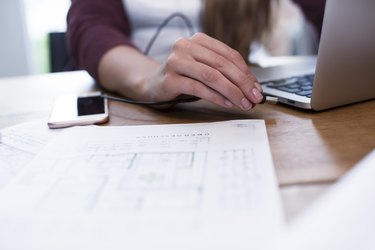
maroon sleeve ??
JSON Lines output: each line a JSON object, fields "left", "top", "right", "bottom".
{"left": 293, "top": 0, "right": 326, "bottom": 36}
{"left": 66, "top": 0, "right": 134, "bottom": 81}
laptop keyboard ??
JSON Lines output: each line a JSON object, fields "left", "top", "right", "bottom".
{"left": 261, "top": 74, "right": 315, "bottom": 98}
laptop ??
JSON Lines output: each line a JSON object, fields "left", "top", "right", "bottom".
{"left": 253, "top": 0, "right": 375, "bottom": 111}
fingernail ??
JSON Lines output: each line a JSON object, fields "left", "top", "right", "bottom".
{"left": 252, "top": 88, "right": 263, "bottom": 102}
{"left": 254, "top": 82, "right": 263, "bottom": 93}
{"left": 241, "top": 98, "right": 252, "bottom": 110}
{"left": 224, "top": 100, "right": 233, "bottom": 108}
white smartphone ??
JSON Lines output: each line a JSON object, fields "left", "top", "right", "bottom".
{"left": 48, "top": 92, "right": 109, "bottom": 129}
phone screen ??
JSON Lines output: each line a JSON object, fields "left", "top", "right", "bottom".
{"left": 77, "top": 96, "right": 105, "bottom": 116}
{"left": 48, "top": 92, "right": 109, "bottom": 129}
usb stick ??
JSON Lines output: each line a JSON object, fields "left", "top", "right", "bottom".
{"left": 260, "top": 95, "right": 279, "bottom": 104}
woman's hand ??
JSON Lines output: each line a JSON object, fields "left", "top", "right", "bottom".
{"left": 98, "top": 33, "right": 263, "bottom": 110}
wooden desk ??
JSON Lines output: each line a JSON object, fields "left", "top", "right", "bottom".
{"left": 1, "top": 71, "right": 374, "bottom": 220}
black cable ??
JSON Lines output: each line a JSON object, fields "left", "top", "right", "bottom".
{"left": 101, "top": 93, "right": 278, "bottom": 107}
{"left": 144, "top": 12, "right": 195, "bottom": 56}
{"left": 100, "top": 93, "right": 200, "bottom": 107}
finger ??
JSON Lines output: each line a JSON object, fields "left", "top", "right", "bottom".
{"left": 191, "top": 33, "right": 249, "bottom": 73}
{"left": 167, "top": 73, "right": 237, "bottom": 109}
{"left": 184, "top": 40, "right": 264, "bottom": 104}
{"left": 166, "top": 52, "right": 253, "bottom": 110}
{"left": 189, "top": 33, "right": 263, "bottom": 104}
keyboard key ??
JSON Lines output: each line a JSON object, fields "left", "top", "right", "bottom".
{"left": 301, "top": 85, "right": 313, "bottom": 90}
{"left": 297, "top": 90, "right": 313, "bottom": 96}
{"left": 275, "top": 86, "right": 301, "bottom": 93}
{"left": 299, "top": 81, "right": 312, "bottom": 86}
{"left": 284, "top": 78, "right": 299, "bottom": 84}
{"left": 286, "top": 83, "right": 301, "bottom": 89}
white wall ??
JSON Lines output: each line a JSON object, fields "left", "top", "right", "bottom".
{"left": 0, "top": 0, "right": 32, "bottom": 77}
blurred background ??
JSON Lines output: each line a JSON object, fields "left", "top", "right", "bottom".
{"left": 0, "top": 0, "right": 69, "bottom": 77}
{"left": 0, "top": 0, "right": 317, "bottom": 78}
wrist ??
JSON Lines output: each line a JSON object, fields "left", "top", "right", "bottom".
{"left": 98, "top": 45, "right": 160, "bottom": 100}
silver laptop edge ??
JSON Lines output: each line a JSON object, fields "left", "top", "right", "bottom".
{"left": 252, "top": 58, "right": 316, "bottom": 109}
{"left": 254, "top": 0, "right": 375, "bottom": 111}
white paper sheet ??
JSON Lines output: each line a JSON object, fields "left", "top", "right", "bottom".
{"left": 0, "top": 119, "right": 62, "bottom": 189}
{"left": 0, "top": 120, "right": 284, "bottom": 250}
{"left": 272, "top": 149, "right": 375, "bottom": 250}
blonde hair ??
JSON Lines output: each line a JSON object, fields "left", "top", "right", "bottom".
{"left": 203, "top": 0, "right": 274, "bottom": 63}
